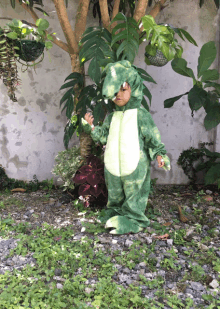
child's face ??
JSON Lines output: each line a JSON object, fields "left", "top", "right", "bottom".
{"left": 113, "top": 82, "right": 131, "bottom": 107}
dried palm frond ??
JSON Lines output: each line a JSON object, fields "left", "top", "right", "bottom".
{"left": 0, "top": 30, "right": 21, "bottom": 102}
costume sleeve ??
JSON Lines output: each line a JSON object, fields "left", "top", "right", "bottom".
{"left": 81, "top": 113, "right": 113, "bottom": 145}
{"left": 139, "top": 108, "right": 171, "bottom": 171}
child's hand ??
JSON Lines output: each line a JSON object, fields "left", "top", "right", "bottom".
{"left": 85, "top": 113, "right": 94, "bottom": 126}
{"left": 157, "top": 155, "right": 165, "bottom": 168}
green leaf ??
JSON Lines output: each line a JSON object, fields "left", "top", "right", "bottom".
{"left": 141, "top": 96, "right": 150, "bottom": 111}
{"left": 6, "top": 32, "right": 18, "bottom": 39}
{"left": 80, "top": 30, "right": 100, "bottom": 44}
{"left": 214, "top": 0, "right": 220, "bottom": 8}
{"left": 36, "top": 18, "right": 49, "bottom": 31}
{"left": 143, "top": 84, "right": 152, "bottom": 105}
{"left": 64, "top": 72, "right": 84, "bottom": 86}
{"left": 10, "top": 0, "right": 15, "bottom": 8}
{"left": 45, "top": 41, "right": 53, "bottom": 50}
{"left": 201, "top": 69, "right": 219, "bottom": 82}
{"left": 204, "top": 82, "right": 220, "bottom": 95}
{"left": 164, "top": 92, "right": 189, "bottom": 108}
{"left": 88, "top": 51, "right": 103, "bottom": 84}
{"left": 204, "top": 163, "right": 220, "bottom": 185}
{"left": 198, "top": 41, "right": 217, "bottom": 78}
{"left": 204, "top": 104, "right": 220, "bottom": 130}
{"left": 136, "top": 67, "right": 157, "bottom": 84}
{"left": 141, "top": 15, "right": 157, "bottom": 31}
{"left": 65, "top": 96, "right": 74, "bottom": 119}
{"left": 110, "top": 12, "right": 127, "bottom": 25}
{"left": 34, "top": 7, "right": 50, "bottom": 17}
{"left": 63, "top": 122, "right": 76, "bottom": 150}
{"left": 60, "top": 80, "right": 78, "bottom": 90}
{"left": 188, "top": 85, "right": 207, "bottom": 111}
{"left": 93, "top": 103, "right": 105, "bottom": 125}
{"left": 60, "top": 88, "right": 74, "bottom": 107}
{"left": 178, "top": 28, "right": 198, "bottom": 46}
{"left": 199, "top": 0, "right": 205, "bottom": 7}
{"left": 171, "top": 58, "right": 196, "bottom": 79}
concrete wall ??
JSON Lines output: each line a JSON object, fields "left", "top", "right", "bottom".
{"left": 0, "top": 0, "right": 219, "bottom": 185}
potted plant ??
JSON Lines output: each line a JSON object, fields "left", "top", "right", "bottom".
{"left": 139, "top": 15, "right": 198, "bottom": 67}
{"left": 0, "top": 18, "right": 53, "bottom": 101}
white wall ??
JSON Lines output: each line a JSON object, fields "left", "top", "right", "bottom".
{"left": 0, "top": 0, "right": 219, "bottom": 185}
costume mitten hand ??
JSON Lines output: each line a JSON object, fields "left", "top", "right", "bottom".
{"left": 160, "top": 154, "right": 171, "bottom": 171}
{"left": 81, "top": 118, "right": 92, "bottom": 134}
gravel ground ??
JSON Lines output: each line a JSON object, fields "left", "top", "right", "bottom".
{"left": 0, "top": 184, "right": 220, "bottom": 308}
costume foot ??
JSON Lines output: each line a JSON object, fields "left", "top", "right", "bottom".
{"left": 105, "top": 215, "right": 143, "bottom": 235}
{"left": 97, "top": 209, "right": 119, "bottom": 224}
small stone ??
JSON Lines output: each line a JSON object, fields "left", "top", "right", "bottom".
{"left": 139, "top": 262, "right": 147, "bottom": 267}
{"left": 206, "top": 190, "right": 212, "bottom": 195}
{"left": 56, "top": 283, "right": 63, "bottom": 289}
{"left": 146, "top": 237, "right": 152, "bottom": 244}
{"left": 190, "top": 282, "right": 205, "bottom": 291}
{"left": 167, "top": 239, "right": 173, "bottom": 246}
{"left": 85, "top": 288, "right": 94, "bottom": 294}
{"left": 167, "top": 283, "right": 174, "bottom": 289}
{"left": 186, "top": 228, "right": 195, "bottom": 237}
{"left": 174, "top": 225, "right": 181, "bottom": 230}
{"left": 125, "top": 239, "right": 133, "bottom": 247}
{"left": 54, "top": 269, "right": 62, "bottom": 276}
{"left": 209, "top": 279, "right": 219, "bottom": 289}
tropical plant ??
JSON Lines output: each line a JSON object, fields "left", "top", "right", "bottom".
{"left": 140, "top": 15, "right": 197, "bottom": 65}
{"left": 6, "top": 0, "right": 220, "bottom": 151}
{"left": 164, "top": 41, "right": 220, "bottom": 131}
{"left": 177, "top": 141, "right": 220, "bottom": 189}
{"left": 51, "top": 145, "right": 86, "bottom": 192}
{"left": 72, "top": 154, "right": 108, "bottom": 209}
{"left": 0, "top": 17, "right": 53, "bottom": 101}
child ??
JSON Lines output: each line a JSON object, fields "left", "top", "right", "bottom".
{"left": 82, "top": 60, "right": 171, "bottom": 235}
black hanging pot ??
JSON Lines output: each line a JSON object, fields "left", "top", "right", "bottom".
{"left": 145, "top": 49, "right": 169, "bottom": 67}
{"left": 15, "top": 40, "right": 45, "bottom": 62}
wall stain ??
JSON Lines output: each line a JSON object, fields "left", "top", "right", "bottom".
{"left": 24, "top": 116, "right": 28, "bottom": 125}
{"left": 0, "top": 124, "right": 10, "bottom": 159}
{"left": 42, "top": 121, "right": 47, "bottom": 133}
{"left": 15, "top": 142, "right": 22, "bottom": 146}
{"left": 48, "top": 128, "right": 59, "bottom": 135}
{"left": 18, "top": 97, "right": 26, "bottom": 106}
{"left": 6, "top": 154, "right": 28, "bottom": 169}
{"left": 0, "top": 107, "right": 10, "bottom": 116}
{"left": 34, "top": 151, "right": 41, "bottom": 157}
{"left": 24, "top": 108, "right": 29, "bottom": 112}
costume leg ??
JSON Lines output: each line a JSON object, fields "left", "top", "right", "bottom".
{"left": 97, "top": 167, "right": 125, "bottom": 224}
{"left": 105, "top": 151, "right": 151, "bottom": 234}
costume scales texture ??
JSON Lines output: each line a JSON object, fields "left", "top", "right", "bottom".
{"left": 82, "top": 60, "right": 171, "bottom": 235}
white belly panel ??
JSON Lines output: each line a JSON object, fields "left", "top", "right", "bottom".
{"left": 120, "top": 109, "right": 140, "bottom": 176}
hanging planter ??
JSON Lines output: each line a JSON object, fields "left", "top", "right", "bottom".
{"left": 0, "top": 18, "right": 53, "bottom": 101}
{"left": 145, "top": 49, "right": 169, "bottom": 67}
{"left": 140, "top": 15, "right": 198, "bottom": 67}
{"left": 15, "top": 40, "right": 45, "bottom": 62}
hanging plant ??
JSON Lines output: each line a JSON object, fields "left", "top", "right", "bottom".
{"left": 0, "top": 18, "right": 53, "bottom": 101}
{"left": 0, "top": 29, "right": 20, "bottom": 102}
{"left": 140, "top": 15, "right": 198, "bottom": 67}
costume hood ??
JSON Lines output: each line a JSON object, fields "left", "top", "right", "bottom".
{"left": 102, "top": 60, "right": 144, "bottom": 111}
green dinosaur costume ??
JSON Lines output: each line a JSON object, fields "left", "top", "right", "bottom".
{"left": 82, "top": 60, "right": 171, "bottom": 235}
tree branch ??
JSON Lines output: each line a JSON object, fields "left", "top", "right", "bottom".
{"left": 74, "top": 0, "right": 90, "bottom": 45}
{"left": 139, "top": 0, "right": 168, "bottom": 33}
{"left": 111, "top": 0, "right": 121, "bottom": 31}
{"left": 53, "top": 0, "right": 78, "bottom": 54}
{"left": 99, "top": 0, "right": 111, "bottom": 33}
